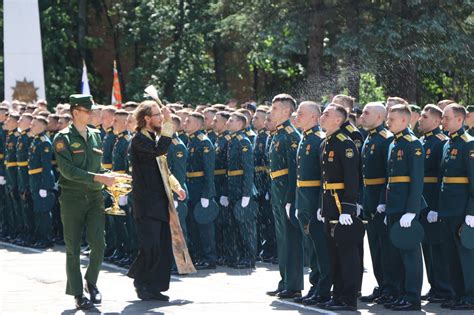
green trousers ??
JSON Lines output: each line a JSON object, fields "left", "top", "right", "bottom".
{"left": 60, "top": 189, "right": 105, "bottom": 296}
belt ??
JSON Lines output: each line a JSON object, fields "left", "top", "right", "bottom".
{"left": 0, "top": 154, "right": 4, "bottom": 159}
{"left": 424, "top": 177, "right": 438, "bottom": 183}
{"left": 388, "top": 176, "right": 411, "bottom": 183}
{"left": 443, "top": 176, "right": 469, "bottom": 184}
{"left": 270, "top": 168, "right": 288, "bottom": 179}
{"left": 297, "top": 180, "right": 321, "bottom": 187}
{"left": 28, "top": 168, "right": 43, "bottom": 175}
{"left": 17, "top": 161, "right": 28, "bottom": 167}
{"left": 102, "top": 163, "right": 112, "bottom": 169}
{"left": 228, "top": 170, "right": 244, "bottom": 176}
{"left": 363, "top": 178, "right": 386, "bottom": 186}
{"left": 5, "top": 162, "right": 17, "bottom": 168}
{"left": 214, "top": 169, "right": 226, "bottom": 175}
{"left": 113, "top": 170, "right": 126, "bottom": 174}
{"left": 187, "top": 171, "right": 205, "bottom": 178}
{"left": 255, "top": 166, "right": 267, "bottom": 172}
{"left": 323, "top": 182, "right": 345, "bottom": 190}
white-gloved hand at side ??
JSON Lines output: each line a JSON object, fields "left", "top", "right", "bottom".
{"left": 241, "top": 196, "right": 250, "bottom": 207}
{"left": 39, "top": 189, "right": 47, "bottom": 198}
{"left": 427, "top": 211, "right": 438, "bottom": 223}
{"left": 201, "top": 198, "right": 209, "bottom": 208}
{"left": 317, "top": 208, "right": 324, "bottom": 222}
{"left": 118, "top": 195, "right": 128, "bottom": 206}
{"left": 465, "top": 215, "right": 474, "bottom": 228}
{"left": 173, "top": 200, "right": 179, "bottom": 208}
{"left": 0, "top": 176, "right": 6, "bottom": 185}
{"left": 339, "top": 213, "right": 353, "bottom": 225}
{"left": 219, "top": 196, "right": 229, "bottom": 207}
{"left": 400, "top": 212, "right": 416, "bottom": 228}
{"left": 356, "top": 204, "right": 363, "bottom": 217}
{"left": 376, "top": 204, "right": 386, "bottom": 214}
{"left": 285, "top": 203, "right": 291, "bottom": 219}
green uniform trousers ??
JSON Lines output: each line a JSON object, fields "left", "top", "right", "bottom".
{"left": 60, "top": 189, "right": 105, "bottom": 296}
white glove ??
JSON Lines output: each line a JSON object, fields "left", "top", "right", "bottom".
{"left": 339, "top": 213, "right": 353, "bottom": 225}
{"left": 265, "top": 192, "right": 270, "bottom": 201}
{"left": 53, "top": 182, "right": 59, "bottom": 191}
{"left": 465, "top": 215, "right": 474, "bottom": 228}
{"left": 118, "top": 195, "right": 128, "bottom": 206}
{"left": 400, "top": 212, "right": 416, "bottom": 228}
{"left": 219, "top": 196, "right": 229, "bottom": 207}
{"left": 285, "top": 203, "right": 291, "bottom": 219}
{"left": 201, "top": 198, "right": 209, "bottom": 208}
{"left": 241, "top": 196, "right": 250, "bottom": 207}
{"left": 0, "top": 176, "right": 5, "bottom": 185}
{"left": 427, "top": 211, "right": 438, "bottom": 223}
{"left": 356, "top": 204, "right": 363, "bottom": 217}
{"left": 317, "top": 208, "right": 324, "bottom": 222}
{"left": 384, "top": 216, "right": 387, "bottom": 226}
{"left": 295, "top": 209, "right": 299, "bottom": 219}
{"left": 39, "top": 189, "right": 47, "bottom": 198}
{"left": 173, "top": 200, "right": 179, "bottom": 208}
{"left": 376, "top": 204, "right": 386, "bottom": 213}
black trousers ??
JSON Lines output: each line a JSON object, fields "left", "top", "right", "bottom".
{"left": 128, "top": 217, "right": 172, "bottom": 293}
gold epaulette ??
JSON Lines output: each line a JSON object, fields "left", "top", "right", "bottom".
{"left": 379, "top": 129, "right": 392, "bottom": 139}
{"left": 14, "top": 131, "right": 20, "bottom": 137}
{"left": 336, "top": 133, "right": 347, "bottom": 142}
{"left": 172, "top": 138, "right": 180, "bottom": 145}
{"left": 345, "top": 124, "right": 356, "bottom": 133}
{"left": 225, "top": 135, "right": 231, "bottom": 141}
{"left": 237, "top": 134, "right": 243, "bottom": 141}
{"left": 91, "top": 128, "right": 101, "bottom": 133}
{"left": 285, "top": 126, "right": 294, "bottom": 134}
{"left": 246, "top": 130, "right": 254, "bottom": 136}
{"left": 403, "top": 134, "right": 415, "bottom": 142}
{"left": 124, "top": 134, "right": 131, "bottom": 141}
{"left": 197, "top": 133, "right": 205, "bottom": 141}
{"left": 436, "top": 133, "right": 448, "bottom": 141}
{"left": 461, "top": 134, "right": 471, "bottom": 142}
{"left": 315, "top": 131, "right": 325, "bottom": 138}
{"left": 40, "top": 136, "right": 46, "bottom": 141}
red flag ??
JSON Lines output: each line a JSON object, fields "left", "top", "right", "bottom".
{"left": 111, "top": 60, "right": 122, "bottom": 107}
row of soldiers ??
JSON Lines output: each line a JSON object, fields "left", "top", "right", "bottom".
{"left": 1, "top": 94, "right": 474, "bottom": 311}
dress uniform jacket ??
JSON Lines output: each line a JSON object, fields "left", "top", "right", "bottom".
{"left": 206, "top": 129, "right": 218, "bottom": 145}
{"left": 5, "top": 130, "right": 20, "bottom": 190}
{"left": 112, "top": 131, "right": 130, "bottom": 173}
{"left": 178, "top": 130, "right": 188, "bottom": 147}
{"left": 101, "top": 127, "right": 116, "bottom": 171}
{"left": 16, "top": 129, "right": 33, "bottom": 192}
{"left": 28, "top": 132, "right": 55, "bottom": 192}
{"left": 167, "top": 133, "right": 189, "bottom": 200}
{"left": 245, "top": 127, "right": 257, "bottom": 146}
{"left": 214, "top": 131, "right": 230, "bottom": 198}
{"left": 254, "top": 129, "right": 270, "bottom": 196}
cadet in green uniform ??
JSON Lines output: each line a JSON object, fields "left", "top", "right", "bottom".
{"left": 16, "top": 114, "right": 35, "bottom": 246}
{"left": 226, "top": 112, "right": 257, "bottom": 268}
{"left": 28, "top": 116, "right": 55, "bottom": 248}
{"left": 294, "top": 101, "right": 331, "bottom": 305}
{"left": 358, "top": 103, "right": 396, "bottom": 304}
{"left": 53, "top": 94, "right": 119, "bottom": 310}
{"left": 384, "top": 105, "right": 426, "bottom": 311}
{"left": 4, "top": 113, "right": 21, "bottom": 242}
{"left": 238, "top": 108, "right": 257, "bottom": 145}
{"left": 266, "top": 94, "right": 303, "bottom": 299}
{"left": 438, "top": 104, "right": 474, "bottom": 310}
{"left": 211, "top": 112, "right": 233, "bottom": 265}
{"left": 417, "top": 105, "right": 452, "bottom": 303}
{"left": 465, "top": 106, "right": 474, "bottom": 137}
{"left": 0, "top": 105, "right": 10, "bottom": 239}
{"left": 318, "top": 104, "right": 360, "bottom": 312}
{"left": 184, "top": 112, "right": 216, "bottom": 269}
{"left": 203, "top": 107, "right": 218, "bottom": 144}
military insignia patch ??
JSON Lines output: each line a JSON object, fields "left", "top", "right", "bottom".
{"left": 204, "top": 147, "right": 210, "bottom": 153}
{"left": 177, "top": 151, "right": 184, "bottom": 158}
{"left": 328, "top": 150, "right": 335, "bottom": 162}
{"left": 397, "top": 150, "right": 404, "bottom": 160}
{"left": 345, "top": 148, "right": 354, "bottom": 158}
{"left": 415, "top": 148, "right": 422, "bottom": 156}
{"left": 291, "top": 142, "right": 298, "bottom": 149}
{"left": 242, "top": 146, "right": 248, "bottom": 152}
{"left": 71, "top": 142, "right": 81, "bottom": 148}
{"left": 426, "top": 148, "right": 431, "bottom": 158}
{"left": 451, "top": 149, "right": 458, "bottom": 159}
{"left": 55, "top": 140, "right": 66, "bottom": 152}
{"left": 470, "top": 150, "right": 474, "bottom": 160}
{"left": 44, "top": 147, "right": 50, "bottom": 153}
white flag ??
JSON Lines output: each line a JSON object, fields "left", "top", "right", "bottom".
{"left": 81, "top": 61, "right": 91, "bottom": 95}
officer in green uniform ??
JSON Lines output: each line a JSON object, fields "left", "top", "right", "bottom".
{"left": 226, "top": 112, "right": 257, "bottom": 268}
{"left": 0, "top": 105, "right": 10, "bottom": 239}
{"left": 384, "top": 105, "right": 426, "bottom": 311}
{"left": 211, "top": 111, "right": 232, "bottom": 265}
{"left": 266, "top": 94, "right": 303, "bottom": 299}
{"left": 294, "top": 101, "right": 331, "bottom": 305}
{"left": 203, "top": 107, "right": 218, "bottom": 144}
{"left": 110, "top": 110, "right": 131, "bottom": 265}
{"left": 4, "top": 113, "right": 21, "bottom": 242}
{"left": 358, "top": 103, "right": 396, "bottom": 304}
{"left": 53, "top": 94, "right": 119, "bottom": 310}
{"left": 28, "top": 116, "right": 55, "bottom": 248}
{"left": 184, "top": 112, "right": 216, "bottom": 269}
{"left": 16, "top": 114, "right": 35, "bottom": 246}
{"left": 465, "top": 105, "right": 474, "bottom": 137}
{"left": 437, "top": 104, "right": 474, "bottom": 310}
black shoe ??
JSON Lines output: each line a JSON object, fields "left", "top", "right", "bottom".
{"left": 303, "top": 295, "right": 330, "bottom": 305}
{"left": 383, "top": 296, "right": 403, "bottom": 309}
{"left": 234, "top": 260, "right": 255, "bottom": 269}
{"left": 323, "top": 299, "right": 357, "bottom": 311}
{"left": 441, "top": 299, "right": 458, "bottom": 309}
{"left": 262, "top": 256, "right": 273, "bottom": 263}
{"left": 360, "top": 287, "right": 382, "bottom": 302}
{"left": 85, "top": 282, "right": 102, "bottom": 304}
{"left": 266, "top": 289, "right": 282, "bottom": 297}
{"left": 75, "top": 294, "right": 94, "bottom": 310}
{"left": 136, "top": 288, "right": 154, "bottom": 301}
{"left": 427, "top": 295, "right": 451, "bottom": 303}
{"left": 276, "top": 290, "right": 301, "bottom": 299}
{"left": 374, "top": 294, "right": 395, "bottom": 305}
{"left": 421, "top": 291, "right": 433, "bottom": 300}
{"left": 34, "top": 241, "right": 54, "bottom": 249}
{"left": 195, "top": 262, "right": 216, "bottom": 270}
{"left": 216, "top": 257, "right": 227, "bottom": 266}
{"left": 391, "top": 300, "right": 421, "bottom": 311}
{"left": 152, "top": 292, "right": 170, "bottom": 301}
{"left": 450, "top": 301, "right": 474, "bottom": 310}
{"left": 294, "top": 291, "right": 314, "bottom": 304}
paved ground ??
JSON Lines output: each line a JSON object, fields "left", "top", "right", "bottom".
{"left": 0, "top": 240, "right": 450, "bottom": 314}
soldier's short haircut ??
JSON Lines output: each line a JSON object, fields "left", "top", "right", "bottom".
{"left": 123, "top": 101, "right": 139, "bottom": 109}
{"left": 423, "top": 104, "right": 443, "bottom": 119}
{"left": 237, "top": 108, "right": 252, "bottom": 119}
{"left": 190, "top": 112, "right": 205, "bottom": 125}
{"left": 212, "top": 104, "right": 227, "bottom": 111}
{"left": 272, "top": 93, "right": 297, "bottom": 112}
{"left": 389, "top": 104, "right": 412, "bottom": 118}
{"left": 299, "top": 101, "right": 321, "bottom": 115}
{"left": 34, "top": 116, "right": 48, "bottom": 125}
{"left": 36, "top": 99, "right": 47, "bottom": 106}
{"left": 48, "top": 114, "right": 60, "bottom": 121}
{"left": 437, "top": 99, "right": 455, "bottom": 108}
{"left": 387, "top": 96, "right": 408, "bottom": 107}
{"left": 0, "top": 105, "right": 9, "bottom": 112}
{"left": 102, "top": 105, "right": 117, "bottom": 115}
{"left": 8, "top": 112, "right": 21, "bottom": 120}
{"left": 60, "top": 114, "right": 72, "bottom": 121}
{"left": 332, "top": 94, "right": 355, "bottom": 110}
{"left": 21, "top": 113, "right": 34, "bottom": 120}
{"left": 171, "top": 114, "right": 181, "bottom": 125}
{"left": 328, "top": 103, "right": 348, "bottom": 123}
{"left": 216, "top": 111, "right": 230, "bottom": 120}
{"left": 231, "top": 112, "right": 248, "bottom": 128}
{"left": 446, "top": 103, "right": 467, "bottom": 120}
{"left": 38, "top": 110, "right": 51, "bottom": 118}
{"left": 114, "top": 109, "right": 129, "bottom": 117}
{"left": 203, "top": 107, "right": 218, "bottom": 115}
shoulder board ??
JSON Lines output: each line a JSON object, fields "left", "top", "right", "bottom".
{"left": 91, "top": 128, "right": 101, "bottom": 133}
{"left": 461, "top": 134, "right": 470, "bottom": 142}
{"left": 265, "top": 130, "right": 271, "bottom": 136}
{"left": 14, "top": 131, "right": 20, "bottom": 136}
{"left": 345, "top": 124, "right": 356, "bottom": 133}
{"left": 435, "top": 133, "right": 448, "bottom": 141}
{"left": 379, "top": 129, "right": 392, "bottom": 139}
{"left": 225, "top": 135, "right": 231, "bottom": 141}
{"left": 237, "top": 134, "right": 243, "bottom": 141}
{"left": 197, "top": 133, "right": 205, "bottom": 141}
{"left": 315, "top": 131, "right": 325, "bottom": 138}
{"left": 336, "top": 133, "right": 348, "bottom": 142}
{"left": 59, "top": 128, "right": 69, "bottom": 134}
{"left": 172, "top": 138, "right": 179, "bottom": 145}
{"left": 285, "top": 126, "right": 294, "bottom": 134}
{"left": 124, "top": 135, "right": 131, "bottom": 141}
{"left": 403, "top": 134, "right": 415, "bottom": 142}
{"left": 40, "top": 136, "right": 46, "bottom": 142}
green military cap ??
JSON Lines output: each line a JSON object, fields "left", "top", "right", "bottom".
{"left": 193, "top": 199, "right": 219, "bottom": 224}
{"left": 466, "top": 105, "right": 474, "bottom": 113}
{"left": 459, "top": 223, "right": 474, "bottom": 249}
{"left": 409, "top": 104, "right": 421, "bottom": 113}
{"left": 390, "top": 220, "right": 424, "bottom": 250}
{"left": 69, "top": 94, "right": 95, "bottom": 110}
{"left": 233, "top": 199, "right": 258, "bottom": 222}
{"left": 331, "top": 217, "right": 365, "bottom": 246}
